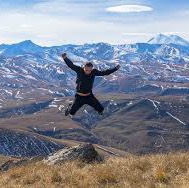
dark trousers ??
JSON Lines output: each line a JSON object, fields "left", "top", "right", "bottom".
{"left": 69, "top": 93, "right": 104, "bottom": 115}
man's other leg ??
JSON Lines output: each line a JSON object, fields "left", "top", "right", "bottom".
{"left": 87, "top": 94, "right": 104, "bottom": 114}
{"left": 66, "top": 94, "right": 84, "bottom": 116}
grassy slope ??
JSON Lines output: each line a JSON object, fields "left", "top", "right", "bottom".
{"left": 1, "top": 152, "right": 189, "bottom": 187}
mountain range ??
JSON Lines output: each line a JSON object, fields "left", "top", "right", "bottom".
{"left": 1, "top": 34, "right": 189, "bottom": 157}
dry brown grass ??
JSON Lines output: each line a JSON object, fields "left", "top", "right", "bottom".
{"left": 1, "top": 152, "right": 189, "bottom": 188}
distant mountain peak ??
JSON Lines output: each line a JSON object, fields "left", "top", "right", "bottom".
{"left": 19, "top": 40, "right": 33, "bottom": 44}
{"left": 147, "top": 34, "right": 189, "bottom": 46}
{"left": 15, "top": 40, "right": 39, "bottom": 47}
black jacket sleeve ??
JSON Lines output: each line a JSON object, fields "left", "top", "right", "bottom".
{"left": 64, "top": 57, "right": 81, "bottom": 73}
{"left": 93, "top": 67, "right": 118, "bottom": 76}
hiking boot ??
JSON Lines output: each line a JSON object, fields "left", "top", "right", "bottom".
{"left": 98, "top": 111, "right": 103, "bottom": 115}
{"left": 58, "top": 105, "right": 65, "bottom": 112}
{"left": 69, "top": 114, "right": 73, "bottom": 118}
{"left": 65, "top": 103, "right": 72, "bottom": 116}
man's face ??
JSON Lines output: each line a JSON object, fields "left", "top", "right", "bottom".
{"left": 84, "top": 66, "right": 93, "bottom": 75}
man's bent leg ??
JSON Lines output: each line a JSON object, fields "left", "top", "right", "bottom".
{"left": 87, "top": 94, "right": 104, "bottom": 114}
{"left": 68, "top": 94, "right": 84, "bottom": 115}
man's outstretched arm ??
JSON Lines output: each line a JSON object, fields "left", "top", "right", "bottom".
{"left": 62, "top": 53, "right": 81, "bottom": 73}
{"left": 93, "top": 64, "right": 120, "bottom": 76}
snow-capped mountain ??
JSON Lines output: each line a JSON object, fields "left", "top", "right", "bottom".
{"left": 0, "top": 34, "right": 189, "bottom": 99}
{"left": 0, "top": 40, "right": 43, "bottom": 56}
{"left": 148, "top": 34, "right": 189, "bottom": 46}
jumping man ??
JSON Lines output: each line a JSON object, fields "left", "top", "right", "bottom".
{"left": 61, "top": 53, "right": 120, "bottom": 117}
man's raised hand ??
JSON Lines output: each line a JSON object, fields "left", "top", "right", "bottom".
{"left": 62, "top": 53, "right": 67, "bottom": 60}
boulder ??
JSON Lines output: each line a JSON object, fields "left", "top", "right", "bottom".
{"left": 44, "top": 143, "right": 103, "bottom": 165}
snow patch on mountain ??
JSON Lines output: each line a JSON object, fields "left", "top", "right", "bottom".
{"left": 148, "top": 34, "right": 189, "bottom": 46}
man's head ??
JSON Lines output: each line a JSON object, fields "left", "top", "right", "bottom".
{"left": 84, "top": 62, "right": 93, "bottom": 75}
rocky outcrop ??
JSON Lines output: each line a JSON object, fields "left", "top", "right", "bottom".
{"left": 44, "top": 143, "right": 103, "bottom": 165}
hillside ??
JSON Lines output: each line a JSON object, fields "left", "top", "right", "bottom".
{"left": 1, "top": 92, "right": 189, "bottom": 156}
{"left": 1, "top": 151, "right": 189, "bottom": 188}
{"left": 1, "top": 35, "right": 189, "bottom": 163}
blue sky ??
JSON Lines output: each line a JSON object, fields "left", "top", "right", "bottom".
{"left": 0, "top": 0, "right": 188, "bottom": 45}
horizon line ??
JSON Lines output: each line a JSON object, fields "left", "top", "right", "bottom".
{"left": 0, "top": 33, "right": 188, "bottom": 47}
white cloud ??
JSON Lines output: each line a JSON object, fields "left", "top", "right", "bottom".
{"left": 0, "top": 1, "right": 188, "bottom": 45}
{"left": 106, "top": 5, "right": 153, "bottom": 13}
{"left": 0, "top": 10, "right": 125, "bottom": 45}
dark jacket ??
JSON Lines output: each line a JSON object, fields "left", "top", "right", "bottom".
{"left": 64, "top": 57, "right": 118, "bottom": 94}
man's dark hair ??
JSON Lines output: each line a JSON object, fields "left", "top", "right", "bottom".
{"left": 85, "top": 62, "right": 93, "bottom": 68}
